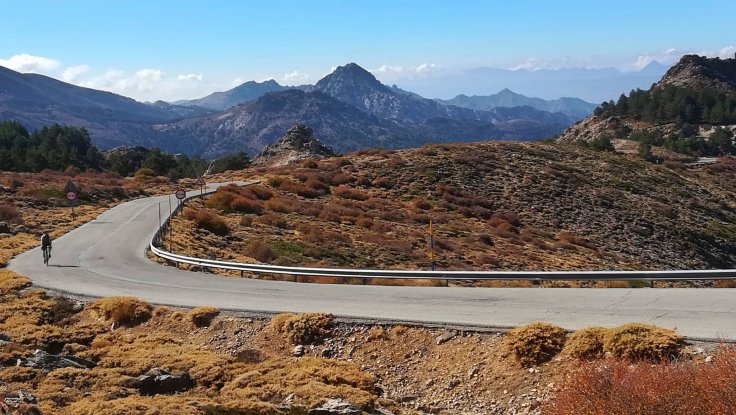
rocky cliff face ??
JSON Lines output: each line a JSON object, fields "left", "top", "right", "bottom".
{"left": 251, "top": 124, "right": 337, "bottom": 167}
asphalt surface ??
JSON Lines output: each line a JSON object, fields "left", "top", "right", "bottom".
{"left": 9, "top": 183, "right": 736, "bottom": 340}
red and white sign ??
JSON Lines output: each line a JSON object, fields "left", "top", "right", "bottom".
{"left": 175, "top": 189, "right": 186, "bottom": 200}
{"left": 66, "top": 191, "right": 77, "bottom": 201}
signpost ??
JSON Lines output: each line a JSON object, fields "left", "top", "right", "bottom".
{"left": 175, "top": 188, "right": 186, "bottom": 215}
{"left": 196, "top": 176, "right": 206, "bottom": 197}
{"left": 63, "top": 181, "right": 78, "bottom": 217}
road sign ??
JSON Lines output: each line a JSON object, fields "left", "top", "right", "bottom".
{"left": 66, "top": 191, "right": 77, "bottom": 201}
{"left": 175, "top": 189, "right": 186, "bottom": 200}
{"left": 63, "top": 180, "right": 78, "bottom": 194}
{"left": 196, "top": 176, "right": 206, "bottom": 186}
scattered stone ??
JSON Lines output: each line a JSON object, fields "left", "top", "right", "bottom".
{"left": 293, "top": 345, "right": 305, "bottom": 357}
{"left": 446, "top": 379, "right": 460, "bottom": 390}
{"left": 321, "top": 348, "right": 334, "bottom": 358}
{"left": 308, "top": 398, "right": 362, "bottom": 415}
{"left": 467, "top": 366, "right": 479, "bottom": 378}
{"left": 3, "top": 390, "right": 37, "bottom": 406}
{"left": 528, "top": 367, "right": 537, "bottom": 374}
{"left": 19, "top": 349, "right": 93, "bottom": 371}
{"left": 399, "top": 394, "right": 417, "bottom": 403}
{"left": 435, "top": 331, "right": 457, "bottom": 345}
{"left": 137, "top": 368, "right": 193, "bottom": 396}
{"left": 705, "top": 355, "right": 714, "bottom": 363}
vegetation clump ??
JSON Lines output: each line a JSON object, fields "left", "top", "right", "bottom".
{"left": 91, "top": 296, "right": 152, "bottom": 326}
{"left": 269, "top": 313, "right": 333, "bottom": 345}
{"left": 504, "top": 322, "right": 567, "bottom": 367}
{"left": 603, "top": 323, "right": 684, "bottom": 360}
{"left": 543, "top": 347, "right": 736, "bottom": 415}
{"left": 182, "top": 209, "right": 230, "bottom": 236}
{"left": 564, "top": 326, "right": 607, "bottom": 359}
{"left": 188, "top": 306, "right": 220, "bottom": 327}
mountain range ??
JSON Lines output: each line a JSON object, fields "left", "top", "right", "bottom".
{"left": 394, "top": 61, "right": 671, "bottom": 103}
{"left": 437, "top": 88, "right": 597, "bottom": 120}
{"left": 0, "top": 62, "right": 595, "bottom": 158}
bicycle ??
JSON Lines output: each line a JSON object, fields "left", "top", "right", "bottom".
{"left": 42, "top": 246, "right": 51, "bottom": 266}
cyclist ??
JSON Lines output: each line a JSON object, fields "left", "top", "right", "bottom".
{"left": 41, "top": 232, "right": 52, "bottom": 265}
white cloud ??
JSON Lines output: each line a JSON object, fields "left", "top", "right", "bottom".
{"left": 136, "top": 68, "right": 165, "bottom": 81}
{"left": 0, "top": 53, "right": 60, "bottom": 74}
{"left": 177, "top": 73, "right": 203, "bottom": 81}
{"left": 282, "top": 70, "right": 309, "bottom": 84}
{"left": 415, "top": 63, "right": 437, "bottom": 73}
{"left": 61, "top": 64, "right": 91, "bottom": 82}
{"left": 629, "top": 45, "right": 736, "bottom": 71}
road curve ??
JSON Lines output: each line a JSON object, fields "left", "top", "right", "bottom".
{"left": 9, "top": 183, "right": 736, "bottom": 340}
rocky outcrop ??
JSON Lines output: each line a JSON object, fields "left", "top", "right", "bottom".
{"left": 655, "top": 54, "right": 736, "bottom": 92}
{"left": 251, "top": 124, "right": 337, "bottom": 167}
{"left": 18, "top": 349, "right": 94, "bottom": 371}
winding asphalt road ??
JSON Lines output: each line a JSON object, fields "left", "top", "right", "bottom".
{"left": 9, "top": 183, "right": 736, "bottom": 339}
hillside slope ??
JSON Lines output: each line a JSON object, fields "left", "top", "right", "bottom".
{"left": 178, "top": 141, "right": 736, "bottom": 275}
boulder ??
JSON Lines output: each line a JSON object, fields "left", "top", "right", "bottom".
{"left": 137, "top": 368, "right": 193, "bottom": 396}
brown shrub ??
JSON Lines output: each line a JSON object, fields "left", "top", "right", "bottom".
{"left": 244, "top": 241, "right": 276, "bottom": 263}
{"left": 557, "top": 231, "right": 596, "bottom": 250}
{"left": 543, "top": 347, "right": 736, "bottom": 415}
{"left": 334, "top": 186, "right": 369, "bottom": 201}
{"left": 244, "top": 185, "right": 273, "bottom": 200}
{"left": 330, "top": 173, "right": 356, "bottom": 185}
{"left": 305, "top": 179, "right": 331, "bottom": 196}
{"left": 372, "top": 177, "right": 392, "bottom": 189}
{"left": 188, "top": 306, "right": 220, "bottom": 327}
{"left": 565, "top": 327, "right": 607, "bottom": 359}
{"left": 504, "top": 322, "right": 567, "bottom": 367}
{"left": 479, "top": 234, "right": 494, "bottom": 245}
{"left": 0, "top": 204, "right": 22, "bottom": 224}
{"left": 279, "top": 180, "right": 321, "bottom": 198}
{"left": 265, "top": 198, "right": 294, "bottom": 213}
{"left": 301, "top": 159, "right": 319, "bottom": 169}
{"left": 230, "top": 197, "right": 263, "bottom": 214}
{"left": 182, "top": 209, "right": 230, "bottom": 236}
{"left": 91, "top": 297, "right": 152, "bottom": 326}
{"left": 266, "top": 176, "right": 288, "bottom": 187}
{"left": 490, "top": 211, "right": 521, "bottom": 227}
{"left": 413, "top": 199, "right": 432, "bottom": 210}
{"left": 205, "top": 190, "right": 236, "bottom": 212}
{"left": 603, "top": 323, "right": 684, "bottom": 361}
{"left": 269, "top": 313, "right": 333, "bottom": 345}
{"left": 257, "top": 214, "right": 291, "bottom": 229}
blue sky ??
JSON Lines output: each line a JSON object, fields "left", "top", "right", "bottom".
{"left": 1, "top": 0, "right": 734, "bottom": 101}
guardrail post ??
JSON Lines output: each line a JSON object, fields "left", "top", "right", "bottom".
{"left": 240, "top": 270, "right": 244, "bottom": 278}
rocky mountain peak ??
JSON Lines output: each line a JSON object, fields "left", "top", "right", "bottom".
{"left": 251, "top": 124, "right": 337, "bottom": 167}
{"left": 655, "top": 53, "right": 736, "bottom": 92}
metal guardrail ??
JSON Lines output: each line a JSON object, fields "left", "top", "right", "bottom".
{"left": 150, "top": 183, "right": 736, "bottom": 281}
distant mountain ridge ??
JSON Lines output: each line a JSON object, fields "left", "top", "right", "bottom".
{"left": 437, "top": 88, "right": 598, "bottom": 120}
{"left": 175, "top": 80, "right": 286, "bottom": 110}
{"left": 0, "top": 65, "right": 210, "bottom": 148}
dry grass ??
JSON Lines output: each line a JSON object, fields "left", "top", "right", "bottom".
{"left": 564, "top": 326, "right": 607, "bottom": 360}
{"left": 504, "top": 322, "right": 567, "bottom": 367}
{"left": 603, "top": 323, "right": 684, "bottom": 361}
{"left": 188, "top": 306, "right": 220, "bottom": 327}
{"left": 269, "top": 313, "right": 333, "bottom": 345}
{"left": 90, "top": 297, "right": 153, "bottom": 327}
{"left": 0, "top": 270, "right": 32, "bottom": 295}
